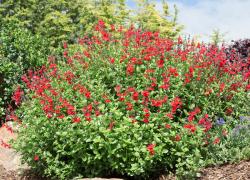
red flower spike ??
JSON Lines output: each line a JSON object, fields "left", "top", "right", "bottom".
{"left": 85, "top": 91, "right": 91, "bottom": 99}
{"left": 170, "top": 97, "right": 182, "bottom": 114}
{"left": 114, "top": 85, "right": 121, "bottom": 92}
{"left": 34, "top": 155, "right": 39, "bottom": 161}
{"left": 72, "top": 117, "right": 81, "bottom": 123}
{"left": 98, "top": 19, "right": 105, "bottom": 28}
{"left": 175, "top": 135, "right": 181, "bottom": 141}
{"left": 225, "top": 107, "right": 233, "bottom": 116}
{"left": 157, "top": 59, "right": 164, "bottom": 68}
{"left": 147, "top": 144, "right": 156, "bottom": 156}
{"left": 105, "top": 99, "right": 111, "bottom": 103}
{"left": 213, "top": 137, "right": 220, "bottom": 144}
{"left": 143, "top": 118, "right": 149, "bottom": 124}
{"left": 109, "top": 58, "right": 115, "bottom": 64}
{"left": 165, "top": 124, "right": 171, "bottom": 129}
{"left": 132, "top": 91, "right": 139, "bottom": 101}
{"left": 219, "top": 82, "right": 225, "bottom": 92}
{"left": 142, "top": 90, "right": 150, "bottom": 97}
{"left": 12, "top": 86, "right": 24, "bottom": 106}
{"left": 126, "top": 63, "right": 134, "bottom": 75}
{"left": 183, "top": 124, "right": 196, "bottom": 133}
{"left": 165, "top": 113, "right": 173, "bottom": 120}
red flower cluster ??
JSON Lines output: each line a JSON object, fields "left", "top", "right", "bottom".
{"left": 12, "top": 86, "right": 24, "bottom": 105}
{"left": 147, "top": 144, "right": 156, "bottom": 156}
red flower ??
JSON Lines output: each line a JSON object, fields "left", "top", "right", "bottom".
{"left": 219, "top": 82, "right": 225, "bottom": 92}
{"left": 246, "top": 84, "right": 250, "bottom": 91}
{"left": 183, "top": 124, "right": 196, "bottom": 133}
{"left": 109, "top": 58, "right": 115, "bottom": 64}
{"left": 157, "top": 59, "right": 164, "bottom": 68}
{"left": 144, "top": 111, "right": 150, "bottom": 118}
{"left": 165, "top": 113, "right": 173, "bottom": 119}
{"left": 34, "top": 155, "right": 39, "bottom": 161}
{"left": 143, "top": 118, "right": 149, "bottom": 124}
{"left": 142, "top": 90, "right": 150, "bottom": 97}
{"left": 0, "top": 139, "right": 11, "bottom": 149}
{"left": 85, "top": 91, "right": 91, "bottom": 99}
{"left": 95, "top": 110, "right": 101, "bottom": 116}
{"left": 132, "top": 91, "right": 139, "bottom": 101}
{"left": 83, "top": 51, "right": 91, "bottom": 58}
{"left": 102, "top": 31, "right": 110, "bottom": 41}
{"left": 165, "top": 124, "right": 171, "bottom": 129}
{"left": 175, "top": 134, "right": 181, "bottom": 141}
{"left": 147, "top": 144, "right": 156, "bottom": 155}
{"left": 187, "top": 107, "right": 201, "bottom": 122}
{"left": 126, "top": 63, "right": 134, "bottom": 75}
{"left": 178, "top": 36, "right": 182, "bottom": 44}
{"left": 105, "top": 99, "right": 111, "bottom": 103}
{"left": 72, "top": 117, "right": 81, "bottom": 123}
{"left": 98, "top": 19, "right": 105, "bottom": 28}
{"left": 225, "top": 107, "right": 233, "bottom": 116}
{"left": 170, "top": 97, "right": 182, "bottom": 114}
{"left": 203, "top": 121, "right": 212, "bottom": 132}
{"left": 114, "top": 85, "right": 121, "bottom": 92}
{"left": 67, "top": 105, "right": 76, "bottom": 115}
{"left": 12, "top": 86, "right": 24, "bottom": 105}
{"left": 126, "top": 102, "right": 133, "bottom": 111}
{"left": 47, "top": 113, "right": 53, "bottom": 119}
{"left": 213, "top": 137, "right": 220, "bottom": 144}
{"left": 110, "top": 24, "right": 115, "bottom": 31}
{"left": 63, "top": 42, "right": 68, "bottom": 49}
{"left": 159, "top": 83, "right": 169, "bottom": 90}
{"left": 84, "top": 112, "right": 91, "bottom": 118}
{"left": 168, "top": 67, "right": 179, "bottom": 77}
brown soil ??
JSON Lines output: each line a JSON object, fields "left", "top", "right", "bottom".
{"left": 198, "top": 160, "right": 250, "bottom": 180}
{"left": 1, "top": 161, "right": 250, "bottom": 180}
{"left": 0, "top": 166, "right": 48, "bottom": 180}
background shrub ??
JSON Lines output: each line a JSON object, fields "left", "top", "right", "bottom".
{"left": 224, "top": 39, "right": 250, "bottom": 70}
{"left": 0, "top": 0, "right": 182, "bottom": 47}
{"left": 12, "top": 22, "right": 250, "bottom": 179}
{"left": 0, "top": 23, "right": 50, "bottom": 123}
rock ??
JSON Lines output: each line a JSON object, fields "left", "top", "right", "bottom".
{"left": 0, "top": 124, "right": 27, "bottom": 172}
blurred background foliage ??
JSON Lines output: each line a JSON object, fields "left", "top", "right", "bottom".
{"left": 0, "top": 0, "right": 182, "bottom": 47}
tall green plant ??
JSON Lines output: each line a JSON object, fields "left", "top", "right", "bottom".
{"left": 133, "top": 0, "right": 183, "bottom": 38}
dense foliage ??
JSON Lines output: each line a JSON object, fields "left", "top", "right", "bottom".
{"left": 0, "top": 0, "right": 182, "bottom": 47}
{"left": 0, "top": 23, "right": 50, "bottom": 123}
{"left": 11, "top": 21, "right": 250, "bottom": 179}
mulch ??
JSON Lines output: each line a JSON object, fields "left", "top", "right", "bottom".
{"left": 198, "top": 160, "right": 250, "bottom": 180}
{"left": 1, "top": 161, "right": 250, "bottom": 180}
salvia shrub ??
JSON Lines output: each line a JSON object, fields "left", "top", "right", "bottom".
{"left": 0, "top": 23, "right": 50, "bottom": 123}
{"left": 12, "top": 21, "right": 250, "bottom": 179}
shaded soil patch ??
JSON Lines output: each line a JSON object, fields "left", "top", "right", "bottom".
{"left": 198, "top": 160, "right": 250, "bottom": 180}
